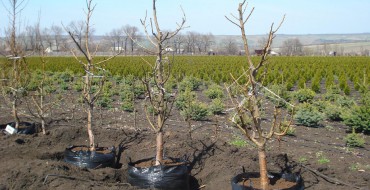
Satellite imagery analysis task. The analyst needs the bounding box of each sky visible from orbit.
[0,0,370,36]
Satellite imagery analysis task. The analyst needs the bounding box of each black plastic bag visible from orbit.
[127,157,189,190]
[64,145,115,169]
[231,172,304,190]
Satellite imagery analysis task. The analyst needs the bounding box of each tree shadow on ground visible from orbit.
[186,139,219,190]
[115,131,145,169]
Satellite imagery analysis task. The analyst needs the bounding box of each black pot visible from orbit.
[231,172,304,190]
[2,122,36,135]
[127,157,189,190]
[64,145,115,169]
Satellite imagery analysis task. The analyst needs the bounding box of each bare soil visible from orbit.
[0,87,369,190]
[238,177,298,190]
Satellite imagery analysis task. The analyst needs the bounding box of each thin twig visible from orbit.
[300,164,362,189]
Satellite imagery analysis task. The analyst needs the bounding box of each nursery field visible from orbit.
[23,56,370,86]
[0,56,369,190]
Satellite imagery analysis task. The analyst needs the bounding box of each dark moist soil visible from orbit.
[0,87,369,190]
[238,177,297,190]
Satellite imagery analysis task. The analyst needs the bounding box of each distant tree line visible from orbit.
[0,20,369,56]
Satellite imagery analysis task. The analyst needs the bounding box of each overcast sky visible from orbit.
[1,0,369,36]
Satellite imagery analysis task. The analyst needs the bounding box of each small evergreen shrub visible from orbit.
[298,78,305,89]
[132,81,145,98]
[293,88,316,103]
[73,81,83,92]
[44,84,56,93]
[180,102,209,121]
[285,80,294,91]
[97,96,113,108]
[102,81,114,97]
[121,100,134,112]
[178,76,202,92]
[27,73,42,91]
[345,131,365,148]
[323,103,344,121]
[175,89,196,110]
[335,95,356,108]
[294,103,324,127]
[311,80,320,93]
[343,85,351,95]
[120,84,134,102]
[209,98,225,115]
[342,94,370,133]
[58,70,74,83]
[204,84,224,99]
[60,82,69,91]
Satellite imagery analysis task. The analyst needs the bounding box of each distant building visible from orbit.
[329,51,337,56]
[110,46,124,52]
[208,49,216,55]
[254,49,280,56]
[45,46,59,53]
[165,47,174,52]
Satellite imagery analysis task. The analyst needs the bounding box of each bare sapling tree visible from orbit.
[65,0,120,151]
[2,0,29,130]
[25,15,59,135]
[226,1,291,189]
[134,0,186,165]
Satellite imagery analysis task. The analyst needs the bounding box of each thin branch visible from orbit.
[143,104,156,131]
[225,15,241,29]
[243,7,254,25]
[67,31,89,61]
[126,30,155,55]
[300,164,362,189]
[139,11,157,47]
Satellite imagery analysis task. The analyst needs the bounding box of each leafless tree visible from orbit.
[42,27,53,51]
[171,33,185,54]
[281,38,302,56]
[124,25,140,55]
[222,37,238,55]
[201,32,214,53]
[18,22,43,52]
[26,16,57,135]
[184,31,198,54]
[50,24,64,52]
[106,27,125,52]
[226,1,290,189]
[135,0,186,165]
[23,25,37,51]
[65,0,120,151]
[2,0,30,129]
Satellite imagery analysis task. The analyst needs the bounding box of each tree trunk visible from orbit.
[88,104,95,151]
[155,131,164,165]
[258,148,269,190]
[41,119,45,135]
[41,87,46,135]
[12,99,20,129]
